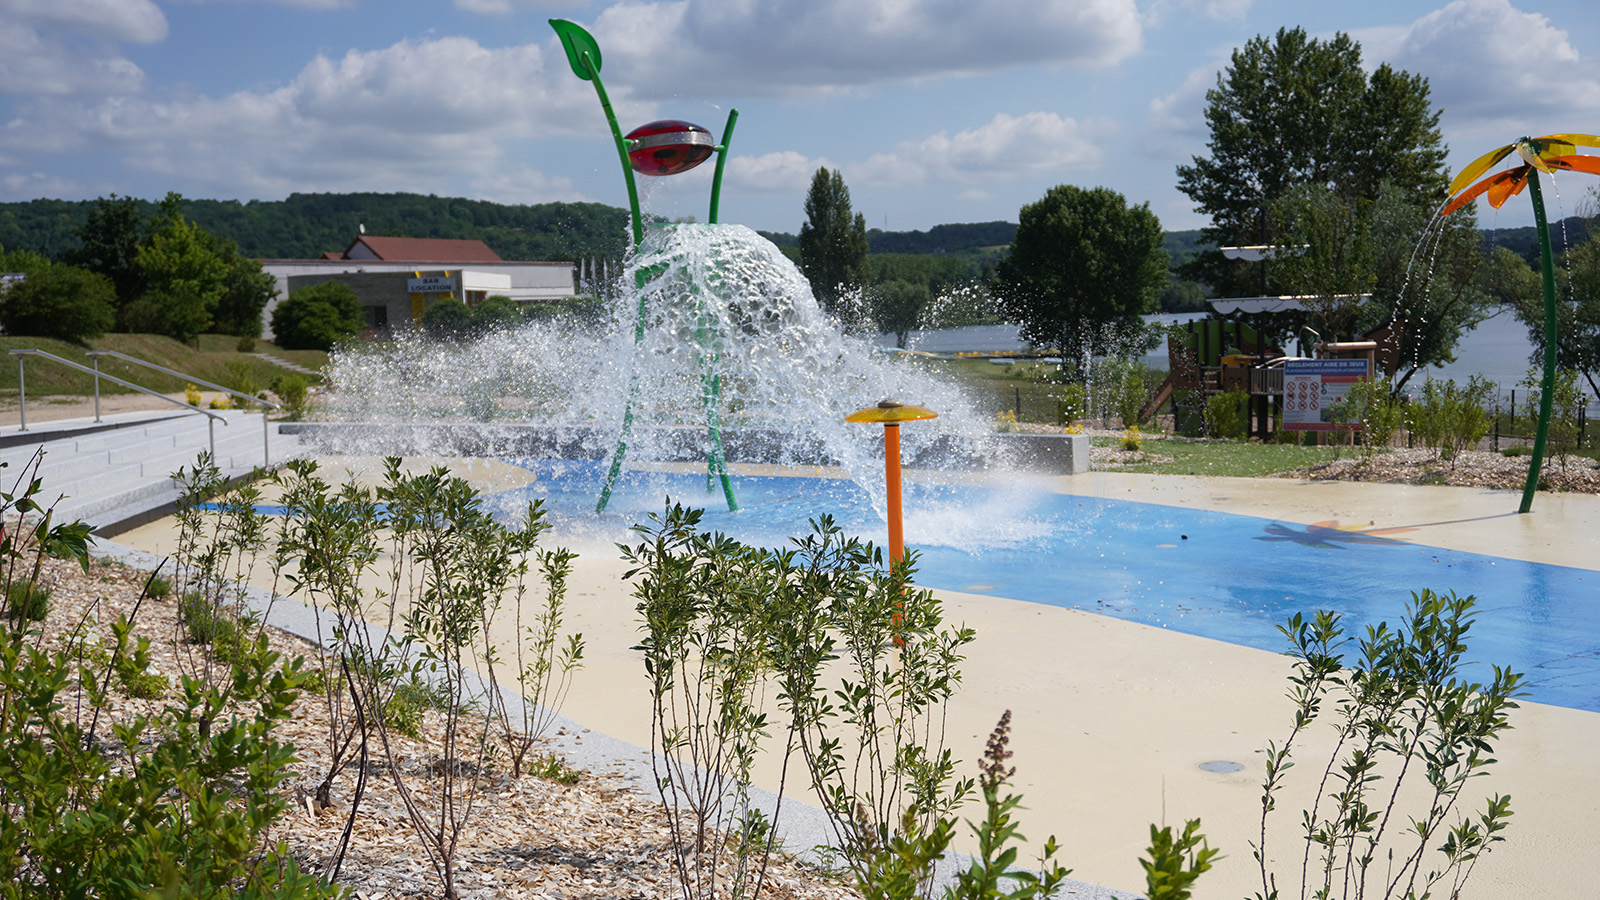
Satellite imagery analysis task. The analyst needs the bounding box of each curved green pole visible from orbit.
[552,19,648,512]
[708,108,739,224]
[1519,172,1559,514]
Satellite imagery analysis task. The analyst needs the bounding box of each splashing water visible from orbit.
[322,223,1008,516]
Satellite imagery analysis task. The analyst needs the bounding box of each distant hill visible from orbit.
[0,193,631,262]
[1482,216,1592,265]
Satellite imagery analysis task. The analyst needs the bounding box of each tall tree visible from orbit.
[993,185,1168,377]
[129,193,228,342]
[66,194,147,311]
[1175,27,1448,297]
[798,168,870,326]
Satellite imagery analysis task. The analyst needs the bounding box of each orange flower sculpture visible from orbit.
[1441,133,1600,216]
[1442,133,1600,512]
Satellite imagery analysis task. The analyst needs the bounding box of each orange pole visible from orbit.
[884,422,903,569]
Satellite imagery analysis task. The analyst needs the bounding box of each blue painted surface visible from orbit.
[497,461,1600,714]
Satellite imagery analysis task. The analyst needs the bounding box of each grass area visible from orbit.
[0,334,326,397]
[911,356,1070,423]
[1105,435,1351,477]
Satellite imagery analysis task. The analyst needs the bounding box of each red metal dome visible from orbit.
[625,119,716,176]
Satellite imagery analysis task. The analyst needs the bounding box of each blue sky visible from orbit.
[2,0,1597,242]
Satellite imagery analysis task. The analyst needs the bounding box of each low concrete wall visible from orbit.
[279,423,1092,476]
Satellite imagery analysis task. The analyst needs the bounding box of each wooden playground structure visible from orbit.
[1140,316,1405,439]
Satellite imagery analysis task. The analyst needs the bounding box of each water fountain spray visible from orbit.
[1441,133,1600,513]
[551,18,741,512]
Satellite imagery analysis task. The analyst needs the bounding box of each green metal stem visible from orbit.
[708,108,739,225]
[695,264,737,510]
[1519,173,1559,514]
[576,50,644,246]
[596,267,655,514]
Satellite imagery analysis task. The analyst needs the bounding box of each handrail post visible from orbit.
[262,410,270,468]
[209,418,216,461]
[92,355,102,423]
[16,354,26,432]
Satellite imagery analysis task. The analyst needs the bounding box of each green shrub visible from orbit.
[270,373,311,419]
[147,574,172,600]
[1409,376,1492,462]
[1056,382,1087,425]
[236,335,257,352]
[178,590,238,646]
[272,281,363,350]
[4,580,50,621]
[0,262,116,342]
[423,297,473,340]
[1204,389,1248,440]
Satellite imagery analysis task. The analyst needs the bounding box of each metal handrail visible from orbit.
[84,350,284,466]
[9,348,233,462]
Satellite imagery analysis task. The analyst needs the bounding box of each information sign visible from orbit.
[1282,359,1369,431]
[407,275,456,293]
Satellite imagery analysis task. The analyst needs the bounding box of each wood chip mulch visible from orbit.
[1270,447,1600,493]
[17,553,861,900]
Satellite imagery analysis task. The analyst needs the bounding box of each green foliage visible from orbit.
[1056,383,1087,425]
[1089,357,1158,427]
[799,167,871,326]
[946,711,1072,900]
[147,573,173,599]
[0,456,337,900]
[1253,592,1521,900]
[131,193,236,343]
[1176,26,1448,298]
[270,373,311,419]
[0,262,117,342]
[1408,376,1493,463]
[423,297,474,340]
[1132,820,1219,900]
[1519,367,1588,463]
[4,580,50,621]
[873,279,931,348]
[64,193,147,305]
[272,457,579,900]
[994,185,1167,378]
[1204,389,1249,440]
[1324,377,1402,456]
[473,295,522,335]
[273,281,363,351]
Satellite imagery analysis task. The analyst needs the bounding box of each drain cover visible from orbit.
[1199,760,1244,774]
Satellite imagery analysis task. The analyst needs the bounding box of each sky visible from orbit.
[2,0,1598,244]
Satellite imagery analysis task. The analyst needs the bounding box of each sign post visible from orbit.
[1282,358,1369,432]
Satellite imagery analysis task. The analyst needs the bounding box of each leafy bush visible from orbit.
[1519,367,1587,462]
[0,262,116,342]
[472,295,522,335]
[1056,382,1087,425]
[1254,591,1520,900]
[0,456,338,900]
[422,297,473,340]
[1204,389,1248,440]
[272,281,363,350]
[4,580,50,621]
[1090,357,1157,427]
[270,373,311,419]
[1408,376,1492,463]
[1326,377,1402,456]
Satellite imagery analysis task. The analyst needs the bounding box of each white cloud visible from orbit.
[728,151,831,192]
[589,0,1144,97]
[1,0,167,43]
[852,112,1110,188]
[0,0,164,98]
[469,166,589,204]
[455,0,591,13]
[0,27,148,96]
[1379,0,1600,145]
[0,35,617,200]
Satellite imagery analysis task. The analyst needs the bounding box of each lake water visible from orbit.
[875,309,1592,411]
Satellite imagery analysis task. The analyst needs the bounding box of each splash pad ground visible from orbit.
[108,455,1600,900]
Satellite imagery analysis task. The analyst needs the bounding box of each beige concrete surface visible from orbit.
[112,460,1600,900]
